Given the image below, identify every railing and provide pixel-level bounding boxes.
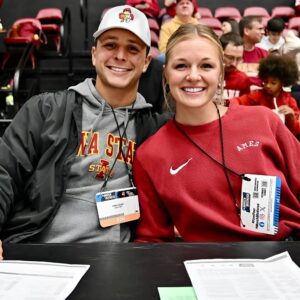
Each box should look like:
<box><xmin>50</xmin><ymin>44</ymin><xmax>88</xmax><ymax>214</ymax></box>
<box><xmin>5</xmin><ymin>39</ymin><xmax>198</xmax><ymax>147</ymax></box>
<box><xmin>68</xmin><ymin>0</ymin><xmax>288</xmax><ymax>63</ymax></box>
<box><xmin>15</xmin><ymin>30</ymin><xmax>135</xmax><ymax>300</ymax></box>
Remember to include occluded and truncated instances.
<box><xmin>12</xmin><ymin>42</ymin><xmax>35</xmax><ymax>107</ymax></box>
<box><xmin>12</xmin><ymin>7</ymin><xmax>73</xmax><ymax>106</ymax></box>
<box><xmin>61</xmin><ymin>7</ymin><xmax>73</xmax><ymax>76</ymax></box>
<box><xmin>80</xmin><ymin>0</ymin><xmax>89</xmax><ymax>50</ymax></box>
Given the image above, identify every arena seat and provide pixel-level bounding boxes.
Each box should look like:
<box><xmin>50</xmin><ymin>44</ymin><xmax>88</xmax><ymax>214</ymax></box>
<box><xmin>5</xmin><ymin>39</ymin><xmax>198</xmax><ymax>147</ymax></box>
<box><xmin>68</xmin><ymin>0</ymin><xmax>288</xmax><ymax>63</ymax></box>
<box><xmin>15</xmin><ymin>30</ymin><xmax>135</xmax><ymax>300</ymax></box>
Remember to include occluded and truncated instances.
<box><xmin>2</xmin><ymin>18</ymin><xmax>44</xmax><ymax>69</ymax></box>
<box><xmin>150</xmin><ymin>46</ymin><xmax>159</xmax><ymax>58</ymax></box>
<box><xmin>200</xmin><ymin>17</ymin><xmax>223</xmax><ymax>36</ymax></box>
<box><xmin>243</xmin><ymin>6</ymin><xmax>270</xmax><ymax>18</ymax></box>
<box><xmin>271</xmin><ymin>6</ymin><xmax>295</xmax><ymax>22</ymax></box>
<box><xmin>36</xmin><ymin>8</ymin><xmax>63</xmax><ymax>52</ymax></box>
<box><xmin>288</xmin><ymin>17</ymin><xmax>300</xmax><ymax>31</ymax></box>
<box><xmin>197</xmin><ymin>7</ymin><xmax>213</xmax><ymax>19</ymax></box>
<box><xmin>214</xmin><ymin>7</ymin><xmax>241</xmax><ymax>21</ymax></box>
<box><xmin>150</xmin><ymin>30</ymin><xmax>159</xmax><ymax>47</ymax></box>
<box><xmin>148</xmin><ymin>18</ymin><xmax>160</xmax><ymax>34</ymax></box>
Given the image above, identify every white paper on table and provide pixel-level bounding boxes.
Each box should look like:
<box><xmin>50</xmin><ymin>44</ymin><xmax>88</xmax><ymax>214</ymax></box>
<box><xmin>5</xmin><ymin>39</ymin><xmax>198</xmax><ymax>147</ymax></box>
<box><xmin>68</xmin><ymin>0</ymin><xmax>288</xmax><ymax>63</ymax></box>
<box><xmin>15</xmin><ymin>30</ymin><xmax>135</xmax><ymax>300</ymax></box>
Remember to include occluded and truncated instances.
<box><xmin>184</xmin><ymin>251</ymin><xmax>300</xmax><ymax>300</ymax></box>
<box><xmin>0</xmin><ymin>260</ymin><xmax>90</xmax><ymax>299</ymax></box>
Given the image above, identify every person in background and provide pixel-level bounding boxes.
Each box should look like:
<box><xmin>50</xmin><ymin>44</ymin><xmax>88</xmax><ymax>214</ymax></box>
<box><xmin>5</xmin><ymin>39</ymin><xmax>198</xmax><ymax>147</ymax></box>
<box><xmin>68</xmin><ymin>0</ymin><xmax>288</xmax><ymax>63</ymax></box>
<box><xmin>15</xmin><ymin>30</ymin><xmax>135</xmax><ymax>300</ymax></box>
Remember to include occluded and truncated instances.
<box><xmin>221</xmin><ymin>18</ymin><xmax>240</xmax><ymax>35</ymax></box>
<box><xmin>220</xmin><ymin>32</ymin><xmax>252</xmax><ymax>101</ymax></box>
<box><xmin>0</xmin><ymin>5</ymin><xmax>168</xmax><ymax>249</ymax></box>
<box><xmin>295</xmin><ymin>0</ymin><xmax>300</xmax><ymax>16</ymax></box>
<box><xmin>125</xmin><ymin>0</ymin><xmax>160</xmax><ymax>20</ymax></box>
<box><xmin>133</xmin><ymin>23</ymin><xmax>300</xmax><ymax>242</ymax></box>
<box><xmin>232</xmin><ymin>54</ymin><xmax>300</xmax><ymax>137</ymax></box>
<box><xmin>281</xmin><ymin>29</ymin><xmax>300</xmax><ymax>106</ymax></box>
<box><xmin>163</xmin><ymin>0</ymin><xmax>200</xmax><ymax>21</ymax></box>
<box><xmin>238</xmin><ymin>15</ymin><xmax>268</xmax><ymax>86</ymax></box>
<box><xmin>257</xmin><ymin>17</ymin><xmax>285</xmax><ymax>52</ymax></box>
<box><xmin>239</xmin><ymin>15</ymin><xmax>268</xmax><ymax>63</ymax></box>
<box><xmin>158</xmin><ymin>0</ymin><xmax>199</xmax><ymax>56</ymax></box>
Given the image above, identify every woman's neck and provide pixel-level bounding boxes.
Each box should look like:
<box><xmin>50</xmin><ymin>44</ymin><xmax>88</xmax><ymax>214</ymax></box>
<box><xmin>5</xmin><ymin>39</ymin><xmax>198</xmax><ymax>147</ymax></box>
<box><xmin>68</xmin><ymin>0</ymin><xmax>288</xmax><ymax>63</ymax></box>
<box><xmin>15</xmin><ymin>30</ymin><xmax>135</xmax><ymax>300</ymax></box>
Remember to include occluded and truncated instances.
<box><xmin>175</xmin><ymin>102</ymin><xmax>227</xmax><ymax>126</ymax></box>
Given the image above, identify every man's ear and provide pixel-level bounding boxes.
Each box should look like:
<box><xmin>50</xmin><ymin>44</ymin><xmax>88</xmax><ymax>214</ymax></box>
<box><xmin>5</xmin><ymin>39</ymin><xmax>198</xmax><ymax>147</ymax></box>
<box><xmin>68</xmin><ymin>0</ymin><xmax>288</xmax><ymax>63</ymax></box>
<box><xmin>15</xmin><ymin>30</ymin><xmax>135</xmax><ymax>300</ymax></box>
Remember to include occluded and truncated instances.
<box><xmin>91</xmin><ymin>46</ymin><xmax>96</xmax><ymax>67</ymax></box>
<box><xmin>142</xmin><ymin>55</ymin><xmax>152</xmax><ymax>73</ymax></box>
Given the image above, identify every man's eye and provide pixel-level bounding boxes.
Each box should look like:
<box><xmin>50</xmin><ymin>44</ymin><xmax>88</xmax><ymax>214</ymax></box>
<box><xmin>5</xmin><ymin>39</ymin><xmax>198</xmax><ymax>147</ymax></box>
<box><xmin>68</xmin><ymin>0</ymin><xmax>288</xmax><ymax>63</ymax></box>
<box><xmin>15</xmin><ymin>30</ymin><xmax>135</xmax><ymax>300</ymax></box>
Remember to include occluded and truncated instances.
<box><xmin>128</xmin><ymin>46</ymin><xmax>139</xmax><ymax>53</ymax></box>
<box><xmin>104</xmin><ymin>43</ymin><xmax>115</xmax><ymax>49</ymax></box>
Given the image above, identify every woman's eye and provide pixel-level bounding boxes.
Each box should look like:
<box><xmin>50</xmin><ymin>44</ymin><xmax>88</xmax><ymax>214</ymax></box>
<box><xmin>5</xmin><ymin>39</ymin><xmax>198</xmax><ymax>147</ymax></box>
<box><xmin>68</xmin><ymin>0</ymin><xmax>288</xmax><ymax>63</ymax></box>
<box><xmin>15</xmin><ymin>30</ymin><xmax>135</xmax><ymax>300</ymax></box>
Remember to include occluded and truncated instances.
<box><xmin>175</xmin><ymin>64</ymin><xmax>187</xmax><ymax>70</ymax></box>
<box><xmin>202</xmin><ymin>63</ymin><xmax>213</xmax><ymax>69</ymax></box>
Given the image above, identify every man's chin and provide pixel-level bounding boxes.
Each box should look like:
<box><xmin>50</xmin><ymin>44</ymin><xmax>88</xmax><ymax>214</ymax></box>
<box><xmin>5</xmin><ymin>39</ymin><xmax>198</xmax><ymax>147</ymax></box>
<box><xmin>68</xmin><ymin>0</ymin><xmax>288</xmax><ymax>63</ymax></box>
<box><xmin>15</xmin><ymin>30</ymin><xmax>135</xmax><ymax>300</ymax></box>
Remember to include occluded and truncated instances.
<box><xmin>225</xmin><ymin>66</ymin><xmax>235</xmax><ymax>73</ymax></box>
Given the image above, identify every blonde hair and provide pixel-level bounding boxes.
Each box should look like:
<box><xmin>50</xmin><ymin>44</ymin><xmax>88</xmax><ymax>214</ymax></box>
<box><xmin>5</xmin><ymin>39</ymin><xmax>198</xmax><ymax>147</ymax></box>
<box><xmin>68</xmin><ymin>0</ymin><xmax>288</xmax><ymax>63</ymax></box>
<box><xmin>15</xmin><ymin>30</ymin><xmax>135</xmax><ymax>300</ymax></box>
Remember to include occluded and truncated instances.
<box><xmin>163</xmin><ymin>23</ymin><xmax>225</xmax><ymax>111</ymax></box>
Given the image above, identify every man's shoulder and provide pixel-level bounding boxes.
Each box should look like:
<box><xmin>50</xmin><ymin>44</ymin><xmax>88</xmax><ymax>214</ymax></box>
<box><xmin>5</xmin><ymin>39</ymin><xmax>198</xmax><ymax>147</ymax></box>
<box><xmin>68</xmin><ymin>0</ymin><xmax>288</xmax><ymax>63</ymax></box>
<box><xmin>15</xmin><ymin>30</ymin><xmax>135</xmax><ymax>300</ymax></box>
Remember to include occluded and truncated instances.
<box><xmin>254</xmin><ymin>46</ymin><xmax>268</xmax><ymax>56</ymax></box>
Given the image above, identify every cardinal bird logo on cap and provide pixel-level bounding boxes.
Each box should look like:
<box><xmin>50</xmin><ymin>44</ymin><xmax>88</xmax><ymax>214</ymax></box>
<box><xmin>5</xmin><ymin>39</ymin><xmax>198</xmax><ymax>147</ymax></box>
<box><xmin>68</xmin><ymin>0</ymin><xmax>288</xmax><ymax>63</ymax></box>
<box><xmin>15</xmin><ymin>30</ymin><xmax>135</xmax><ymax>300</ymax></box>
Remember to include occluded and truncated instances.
<box><xmin>119</xmin><ymin>8</ymin><xmax>134</xmax><ymax>23</ymax></box>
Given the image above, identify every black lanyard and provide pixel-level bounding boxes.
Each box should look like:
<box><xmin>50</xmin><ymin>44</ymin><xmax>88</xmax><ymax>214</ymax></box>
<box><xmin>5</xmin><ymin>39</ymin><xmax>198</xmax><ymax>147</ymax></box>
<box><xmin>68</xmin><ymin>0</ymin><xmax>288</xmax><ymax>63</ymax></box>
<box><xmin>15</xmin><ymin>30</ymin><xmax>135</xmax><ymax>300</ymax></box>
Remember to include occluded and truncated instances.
<box><xmin>100</xmin><ymin>101</ymin><xmax>135</xmax><ymax>192</ymax></box>
<box><xmin>173</xmin><ymin>103</ymin><xmax>250</xmax><ymax>215</ymax></box>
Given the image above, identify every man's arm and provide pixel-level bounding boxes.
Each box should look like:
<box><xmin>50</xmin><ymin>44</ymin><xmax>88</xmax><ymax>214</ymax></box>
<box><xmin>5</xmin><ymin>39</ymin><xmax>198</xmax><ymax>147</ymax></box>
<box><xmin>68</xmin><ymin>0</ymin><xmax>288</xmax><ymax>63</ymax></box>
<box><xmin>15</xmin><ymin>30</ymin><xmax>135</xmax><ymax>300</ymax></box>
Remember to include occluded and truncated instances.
<box><xmin>0</xmin><ymin>95</ymin><xmax>45</xmax><ymax>232</ymax></box>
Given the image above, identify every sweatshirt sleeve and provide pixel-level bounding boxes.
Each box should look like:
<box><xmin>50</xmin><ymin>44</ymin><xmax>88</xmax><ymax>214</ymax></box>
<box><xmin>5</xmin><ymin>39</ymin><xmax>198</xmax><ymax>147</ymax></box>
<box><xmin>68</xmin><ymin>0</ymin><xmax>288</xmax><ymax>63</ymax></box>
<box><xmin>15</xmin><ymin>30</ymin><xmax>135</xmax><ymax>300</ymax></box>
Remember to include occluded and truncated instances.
<box><xmin>133</xmin><ymin>151</ymin><xmax>175</xmax><ymax>242</ymax></box>
<box><xmin>274</xmin><ymin>118</ymin><xmax>300</xmax><ymax>199</ymax></box>
<box><xmin>0</xmin><ymin>95</ymin><xmax>45</xmax><ymax>231</ymax></box>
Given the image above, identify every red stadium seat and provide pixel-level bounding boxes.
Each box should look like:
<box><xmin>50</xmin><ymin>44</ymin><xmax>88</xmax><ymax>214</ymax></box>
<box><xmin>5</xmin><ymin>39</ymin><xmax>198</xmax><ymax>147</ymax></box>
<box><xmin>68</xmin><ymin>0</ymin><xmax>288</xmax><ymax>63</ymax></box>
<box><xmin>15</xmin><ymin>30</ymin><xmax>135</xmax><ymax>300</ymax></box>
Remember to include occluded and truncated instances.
<box><xmin>243</xmin><ymin>7</ymin><xmax>270</xmax><ymax>18</ymax></box>
<box><xmin>2</xmin><ymin>18</ymin><xmax>44</xmax><ymax>69</ymax></box>
<box><xmin>150</xmin><ymin>46</ymin><xmax>160</xmax><ymax>58</ymax></box>
<box><xmin>197</xmin><ymin>7</ymin><xmax>213</xmax><ymax>19</ymax></box>
<box><xmin>262</xmin><ymin>17</ymin><xmax>271</xmax><ymax>28</ymax></box>
<box><xmin>271</xmin><ymin>6</ymin><xmax>295</xmax><ymax>22</ymax></box>
<box><xmin>288</xmin><ymin>17</ymin><xmax>300</xmax><ymax>31</ymax></box>
<box><xmin>200</xmin><ymin>17</ymin><xmax>223</xmax><ymax>36</ymax></box>
<box><xmin>36</xmin><ymin>8</ymin><xmax>63</xmax><ymax>52</ymax></box>
<box><xmin>150</xmin><ymin>30</ymin><xmax>159</xmax><ymax>47</ymax></box>
<box><xmin>148</xmin><ymin>18</ymin><xmax>160</xmax><ymax>34</ymax></box>
<box><xmin>214</xmin><ymin>7</ymin><xmax>241</xmax><ymax>21</ymax></box>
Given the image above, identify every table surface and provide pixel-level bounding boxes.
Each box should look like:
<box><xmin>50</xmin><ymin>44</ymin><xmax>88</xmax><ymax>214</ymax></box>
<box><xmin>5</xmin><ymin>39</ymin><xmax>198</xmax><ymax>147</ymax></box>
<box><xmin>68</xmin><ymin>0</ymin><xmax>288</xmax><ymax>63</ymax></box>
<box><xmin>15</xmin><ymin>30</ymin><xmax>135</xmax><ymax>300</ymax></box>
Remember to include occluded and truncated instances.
<box><xmin>3</xmin><ymin>241</ymin><xmax>300</xmax><ymax>299</ymax></box>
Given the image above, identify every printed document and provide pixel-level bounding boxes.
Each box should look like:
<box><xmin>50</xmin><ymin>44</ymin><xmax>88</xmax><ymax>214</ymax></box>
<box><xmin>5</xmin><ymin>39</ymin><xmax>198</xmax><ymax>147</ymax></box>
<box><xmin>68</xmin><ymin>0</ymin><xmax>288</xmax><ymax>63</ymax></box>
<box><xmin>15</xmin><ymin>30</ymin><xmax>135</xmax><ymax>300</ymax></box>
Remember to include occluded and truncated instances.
<box><xmin>0</xmin><ymin>260</ymin><xmax>90</xmax><ymax>299</ymax></box>
<box><xmin>184</xmin><ymin>251</ymin><xmax>300</xmax><ymax>299</ymax></box>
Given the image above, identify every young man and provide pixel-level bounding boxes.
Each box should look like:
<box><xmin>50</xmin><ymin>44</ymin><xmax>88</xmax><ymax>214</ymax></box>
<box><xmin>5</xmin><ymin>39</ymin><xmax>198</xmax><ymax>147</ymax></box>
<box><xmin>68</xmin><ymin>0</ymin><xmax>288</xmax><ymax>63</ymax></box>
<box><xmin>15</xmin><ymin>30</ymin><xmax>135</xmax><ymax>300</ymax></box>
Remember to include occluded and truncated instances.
<box><xmin>220</xmin><ymin>32</ymin><xmax>252</xmax><ymax>101</ymax></box>
<box><xmin>0</xmin><ymin>5</ymin><xmax>167</xmax><ymax>245</ymax></box>
<box><xmin>257</xmin><ymin>17</ymin><xmax>285</xmax><ymax>52</ymax></box>
<box><xmin>239</xmin><ymin>16</ymin><xmax>268</xmax><ymax>63</ymax></box>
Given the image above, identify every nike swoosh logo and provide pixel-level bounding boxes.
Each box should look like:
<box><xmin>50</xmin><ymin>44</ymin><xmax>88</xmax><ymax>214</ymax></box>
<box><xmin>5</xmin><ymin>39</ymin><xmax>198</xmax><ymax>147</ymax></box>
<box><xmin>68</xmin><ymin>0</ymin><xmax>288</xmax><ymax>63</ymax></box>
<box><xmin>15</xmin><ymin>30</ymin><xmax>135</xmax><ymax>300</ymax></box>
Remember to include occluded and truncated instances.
<box><xmin>170</xmin><ymin>158</ymin><xmax>192</xmax><ymax>175</ymax></box>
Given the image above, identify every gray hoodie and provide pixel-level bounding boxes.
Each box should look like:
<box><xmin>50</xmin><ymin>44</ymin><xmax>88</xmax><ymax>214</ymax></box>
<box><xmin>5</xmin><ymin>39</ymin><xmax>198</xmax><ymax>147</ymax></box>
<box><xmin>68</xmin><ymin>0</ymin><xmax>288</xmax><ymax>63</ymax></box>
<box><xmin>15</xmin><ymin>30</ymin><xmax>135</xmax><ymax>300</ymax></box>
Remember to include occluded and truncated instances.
<box><xmin>34</xmin><ymin>78</ymin><xmax>152</xmax><ymax>243</ymax></box>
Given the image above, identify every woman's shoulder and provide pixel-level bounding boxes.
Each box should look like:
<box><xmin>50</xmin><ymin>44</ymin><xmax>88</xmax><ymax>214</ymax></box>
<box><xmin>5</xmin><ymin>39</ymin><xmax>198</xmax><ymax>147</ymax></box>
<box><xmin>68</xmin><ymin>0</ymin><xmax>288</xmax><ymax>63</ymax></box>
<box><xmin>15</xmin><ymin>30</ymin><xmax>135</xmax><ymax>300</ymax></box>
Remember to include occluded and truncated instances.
<box><xmin>136</xmin><ymin>120</ymin><xmax>173</xmax><ymax>154</ymax></box>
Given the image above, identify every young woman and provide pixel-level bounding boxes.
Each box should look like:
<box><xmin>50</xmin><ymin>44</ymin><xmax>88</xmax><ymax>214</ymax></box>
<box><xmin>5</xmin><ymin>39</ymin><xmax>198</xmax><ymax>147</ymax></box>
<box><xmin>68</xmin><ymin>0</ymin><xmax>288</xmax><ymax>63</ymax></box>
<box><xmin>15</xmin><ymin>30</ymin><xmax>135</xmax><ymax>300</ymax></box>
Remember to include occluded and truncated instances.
<box><xmin>133</xmin><ymin>23</ymin><xmax>300</xmax><ymax>242</ymax></box>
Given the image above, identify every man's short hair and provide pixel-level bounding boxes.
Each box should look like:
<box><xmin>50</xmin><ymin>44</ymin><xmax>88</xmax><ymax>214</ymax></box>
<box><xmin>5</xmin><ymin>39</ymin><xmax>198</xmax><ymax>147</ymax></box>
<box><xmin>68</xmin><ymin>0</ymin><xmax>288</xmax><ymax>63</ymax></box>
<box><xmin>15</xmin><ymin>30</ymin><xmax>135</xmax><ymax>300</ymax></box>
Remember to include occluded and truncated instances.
<box><xmin>266</xmin><ymin>17</ymin><xmax>285</xmax><ymax>33</ymax></box>
<box><xmin>220</xmin><ymin>32</ymin><xmax>243</xmax><ymax>50</ymax></box>
<box><xmin>239</xmin><ymin>15</ymin><xmax>262</xmax><ymax>37</ymax></box>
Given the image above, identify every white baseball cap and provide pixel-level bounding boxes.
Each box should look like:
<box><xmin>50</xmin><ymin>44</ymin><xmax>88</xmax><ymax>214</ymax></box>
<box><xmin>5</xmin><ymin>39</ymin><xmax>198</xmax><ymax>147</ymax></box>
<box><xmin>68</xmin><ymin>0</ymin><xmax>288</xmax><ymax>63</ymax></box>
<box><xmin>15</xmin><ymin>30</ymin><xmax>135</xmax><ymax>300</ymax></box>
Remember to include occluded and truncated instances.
<box><xmin>93</xmin><ymin>5</ymin><xmax>151</xmax><ymax>47</ymax></box>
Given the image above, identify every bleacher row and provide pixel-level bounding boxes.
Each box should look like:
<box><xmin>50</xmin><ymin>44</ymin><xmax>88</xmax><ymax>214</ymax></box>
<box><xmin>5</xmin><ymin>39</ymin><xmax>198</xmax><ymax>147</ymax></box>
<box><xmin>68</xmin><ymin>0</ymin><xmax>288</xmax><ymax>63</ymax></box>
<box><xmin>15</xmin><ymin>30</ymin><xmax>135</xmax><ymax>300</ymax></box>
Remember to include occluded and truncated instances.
<box><xmin>103</xmin><ymin>5</ymin><xmax>300</xmax><ymax>58</ymax></box>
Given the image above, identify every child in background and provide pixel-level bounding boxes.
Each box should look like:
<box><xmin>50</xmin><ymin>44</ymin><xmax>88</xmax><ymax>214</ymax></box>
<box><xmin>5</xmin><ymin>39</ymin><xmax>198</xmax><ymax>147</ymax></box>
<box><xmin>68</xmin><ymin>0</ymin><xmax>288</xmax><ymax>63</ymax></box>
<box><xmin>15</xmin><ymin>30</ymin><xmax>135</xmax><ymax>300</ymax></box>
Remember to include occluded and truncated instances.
<box><xmin>257</xmin><ymin>17</ymin><xmax>285</xmax><ymax>52</ymax></box>
<box><xmin>232</xmin><ymin>54</ymin><xmax>300</xmax><ymax>137</ymax></box>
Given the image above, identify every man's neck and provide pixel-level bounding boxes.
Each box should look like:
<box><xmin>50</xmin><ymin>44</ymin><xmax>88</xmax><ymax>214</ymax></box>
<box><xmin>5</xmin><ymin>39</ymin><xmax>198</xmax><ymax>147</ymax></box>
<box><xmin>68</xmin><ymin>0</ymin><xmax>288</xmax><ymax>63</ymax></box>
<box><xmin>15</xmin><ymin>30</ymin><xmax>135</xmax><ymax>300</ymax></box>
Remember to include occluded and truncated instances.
<box><xmin>244</xmin><ymin>41</ymin><xmax>255</xmax><ymax>51</ymax></box>
<box><xmin>178</xmin><ymin>15</ymin><xmax>193</xmax><ymax>23</ymax></box>
<box><xmin>96</xmin><ymin>82</ymin><xmax>138</xmax><ymax>108</ymax></box>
